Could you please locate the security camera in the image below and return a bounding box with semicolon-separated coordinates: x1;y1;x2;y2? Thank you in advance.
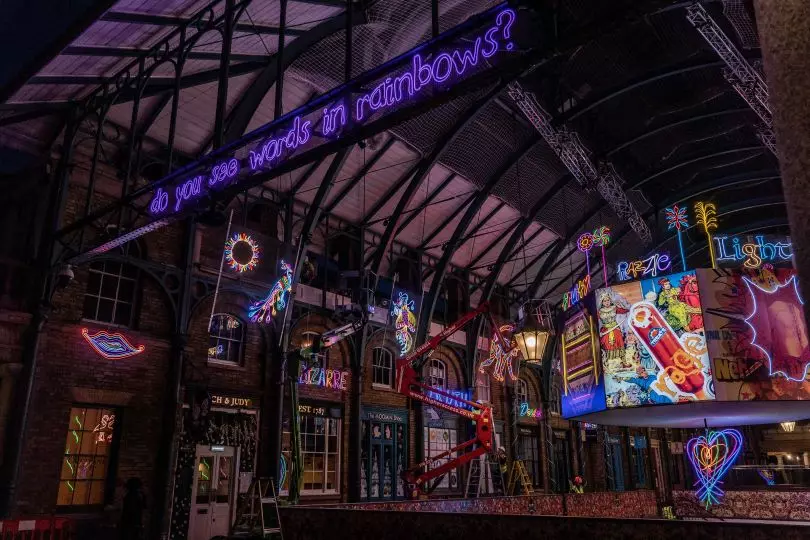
55;264;74;289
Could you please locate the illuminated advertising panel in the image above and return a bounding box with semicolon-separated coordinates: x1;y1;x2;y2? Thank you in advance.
597;270;715;408
560;297;607;418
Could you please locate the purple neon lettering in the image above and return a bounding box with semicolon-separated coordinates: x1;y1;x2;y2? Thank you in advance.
452;37;482;74
150;188;168;214
433;53;453;82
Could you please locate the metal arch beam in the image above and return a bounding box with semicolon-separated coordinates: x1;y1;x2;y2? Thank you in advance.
605;108;753;157
222;6;367;144
553;56;758;125
362;161;425;226
416;137;539;344
395;172;455;236
99;11;306;36
365;80;511;274
451;202;507;249
463;219;522;272
417;193;476;251
626;145;769;191
658;170;781;207
502;237;557;288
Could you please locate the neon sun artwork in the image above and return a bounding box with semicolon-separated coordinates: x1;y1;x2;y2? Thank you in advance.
81;328;145;360
479;324;520;382
248;260;293;324
148;7;518;219
686;429;743;508
742;275;810;382
224;232;261;272
391;292;417;356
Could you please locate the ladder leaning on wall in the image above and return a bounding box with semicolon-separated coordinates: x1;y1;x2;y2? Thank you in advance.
232;477;283;539
507;459;534;496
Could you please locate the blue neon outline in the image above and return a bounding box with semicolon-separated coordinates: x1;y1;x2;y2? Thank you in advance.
686;429;743;508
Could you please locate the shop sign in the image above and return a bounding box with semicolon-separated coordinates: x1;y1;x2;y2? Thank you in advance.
561;275;591;311
518;402;542;418
298;367;349;390
298;402;342;418
362;409;407;423
519;427;534;436
424;388;473;411
211;394;254;408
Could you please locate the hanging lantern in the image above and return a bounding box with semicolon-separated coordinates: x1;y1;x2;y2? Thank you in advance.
513;300;554;364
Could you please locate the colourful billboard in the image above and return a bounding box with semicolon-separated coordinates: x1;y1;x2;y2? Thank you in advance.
697;267;810;400
561;301;607;418
597;270;715;408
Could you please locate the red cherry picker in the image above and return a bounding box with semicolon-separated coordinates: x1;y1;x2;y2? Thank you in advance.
395;302;517;498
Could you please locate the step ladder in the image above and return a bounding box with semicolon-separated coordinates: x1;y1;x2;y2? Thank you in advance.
507;459;534;496
232;477;283;539
465;454;505;498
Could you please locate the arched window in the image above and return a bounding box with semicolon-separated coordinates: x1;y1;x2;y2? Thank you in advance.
208;314;244;364
82;242;142;327
371;347;394;388
475;371;491;403
300;331;328;370
516;379;529;405
549;374;562;415
426;358;446;389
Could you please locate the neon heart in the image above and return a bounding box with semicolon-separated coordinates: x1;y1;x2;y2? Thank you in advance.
686;429;743;508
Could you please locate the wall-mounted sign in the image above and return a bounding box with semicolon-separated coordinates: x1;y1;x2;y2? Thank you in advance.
298;402;342;418
424;388;473;411
361;408;408;424
616;252;672;282
82;328;145;360
298;367;349;390
714;235;793;269
561;275;591;311
518;402;542;418
210;394;254;409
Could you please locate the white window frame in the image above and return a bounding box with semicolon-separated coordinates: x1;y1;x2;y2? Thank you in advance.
371;347;394;388
426;358;446;389
300;415;341;495
516;379;529;405
207;313;245;365
82;243;141;327
475;372;491;403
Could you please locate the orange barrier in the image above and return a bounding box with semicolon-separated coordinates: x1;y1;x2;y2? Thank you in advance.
0;517;75;540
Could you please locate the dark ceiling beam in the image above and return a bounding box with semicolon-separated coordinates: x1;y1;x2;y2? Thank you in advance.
502;237;557;288
417;193;476;250
321;137;397;218
62;45;273;63
222;7;366;143
626;145;769;190
136;91;173;136
361;161;423;225
395;172;456;236
464;219;522;272
289;158;326;195
605;107;753;157
454;202;507;248
554;55;759;125
100;10;305;36
658;169;781;208
417;137;539;345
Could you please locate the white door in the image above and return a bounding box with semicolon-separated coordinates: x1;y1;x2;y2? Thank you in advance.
189;445;236;540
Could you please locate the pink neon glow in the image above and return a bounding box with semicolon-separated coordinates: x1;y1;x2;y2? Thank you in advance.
686;429;742;508
82;328;145;360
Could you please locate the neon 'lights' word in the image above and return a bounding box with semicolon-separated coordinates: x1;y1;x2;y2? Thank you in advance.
479;324;519;382
224;232;261;273
248;260;293;324
562;275;591;311
82;328;145;360
519;402;542;418
391;291;417;356
147;7;518;220
617;252;672;282
686;429;743;509
425;389;473;411
298;367;349;390
742;275;810;382
715;235;793;269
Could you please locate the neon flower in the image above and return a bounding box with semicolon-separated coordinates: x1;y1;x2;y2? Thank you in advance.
665;205;689;271
391;292;417;356
224;232;260;273
82;328;145;360
479;324;520;382
742;275;810;382
248;260;294;324
686;429;743;508
592;225;611;286
577;232;595;275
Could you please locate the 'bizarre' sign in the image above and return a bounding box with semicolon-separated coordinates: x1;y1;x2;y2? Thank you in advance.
714;235;793;269
617;252;672;282
298;367;349;390
145;7;519;223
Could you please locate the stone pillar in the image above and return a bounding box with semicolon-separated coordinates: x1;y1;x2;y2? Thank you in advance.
753;1;810;324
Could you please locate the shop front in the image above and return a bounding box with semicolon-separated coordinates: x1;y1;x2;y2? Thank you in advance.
360;407;408;500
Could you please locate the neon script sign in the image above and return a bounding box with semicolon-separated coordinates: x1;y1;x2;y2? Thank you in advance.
298;367;349;390
82;328;145;360
519;402;542;418
425;389;474;411
687;429;743;508
562;275;590;311
147;7;518;221
715;235;793;269
617;252;672;282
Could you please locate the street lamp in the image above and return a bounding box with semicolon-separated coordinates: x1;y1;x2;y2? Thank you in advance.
513;300;555;364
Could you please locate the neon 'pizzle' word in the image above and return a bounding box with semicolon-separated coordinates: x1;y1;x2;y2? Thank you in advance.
617;252;672;281
82;328;146;360
686;429;743;509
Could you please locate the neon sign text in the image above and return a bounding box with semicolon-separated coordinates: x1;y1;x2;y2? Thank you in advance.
715;235;793;269
298;367;349;390
519;402;542;418
562;275;590;311
147;7;518;221
617;252;672;282
425;389;474;410
82;328;145;360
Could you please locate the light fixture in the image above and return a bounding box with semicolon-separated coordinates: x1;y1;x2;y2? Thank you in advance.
781;421;796;433
513;300;554;364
